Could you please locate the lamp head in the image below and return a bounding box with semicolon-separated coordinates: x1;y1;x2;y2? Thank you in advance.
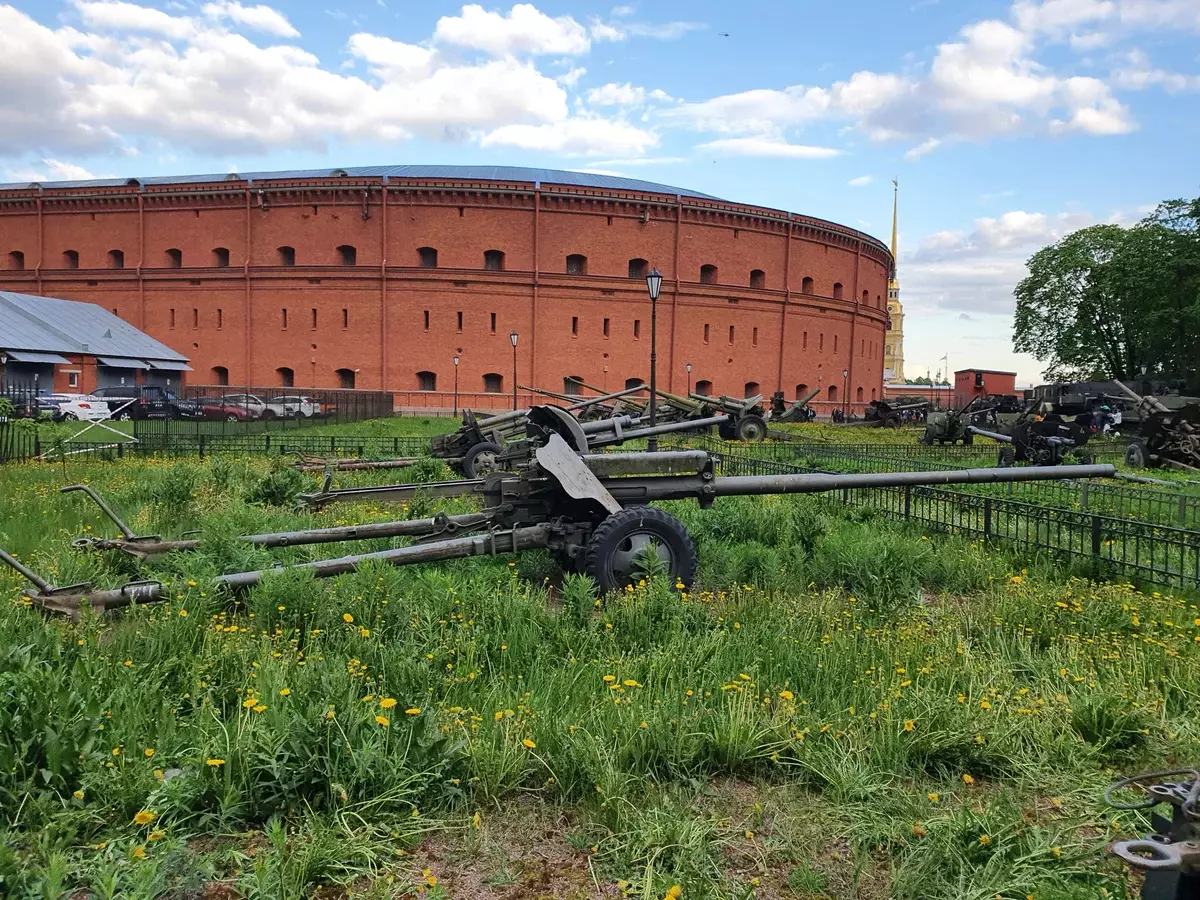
453;356;460;366
646;267;663;301
685;362;692;373
509;330;518;348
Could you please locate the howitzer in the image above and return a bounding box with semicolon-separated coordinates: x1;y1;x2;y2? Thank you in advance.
1107;769;1200;899
5;437;1116;619
968;419;1091;466
770;388;820;423
862;398;929;429
1114;381;1200;472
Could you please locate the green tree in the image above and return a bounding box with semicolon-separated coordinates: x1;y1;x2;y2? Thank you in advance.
1013;198;1200;383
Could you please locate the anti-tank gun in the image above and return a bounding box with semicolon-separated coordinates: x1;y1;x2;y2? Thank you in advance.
10;415;1117;618
861;398;929;429
770;387;819;423
921;397;996;446
968;416;1092;466
1114;381;1200;471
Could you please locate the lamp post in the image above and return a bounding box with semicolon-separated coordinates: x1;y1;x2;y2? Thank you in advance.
645;267;663;451
842;367;848;419
685;362;692;396
452;355;460;416
509;331;518;411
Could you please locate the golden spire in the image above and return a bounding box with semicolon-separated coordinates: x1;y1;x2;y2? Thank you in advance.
890;178;899;265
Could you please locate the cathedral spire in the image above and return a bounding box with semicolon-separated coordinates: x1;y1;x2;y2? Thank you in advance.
890;178;898;272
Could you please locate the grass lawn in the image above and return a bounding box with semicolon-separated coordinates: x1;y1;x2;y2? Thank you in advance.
1;455;1194;898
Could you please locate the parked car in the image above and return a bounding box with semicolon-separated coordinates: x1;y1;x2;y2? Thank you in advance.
268;395;317;418
218;393;267;419
90;385;202;420
52;395;110;422
197;397;257;422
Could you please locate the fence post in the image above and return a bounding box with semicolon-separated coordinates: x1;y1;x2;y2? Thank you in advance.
983;497;992;539
903;484;911;519
265;434;271;452
117;442;124;458
330;436;336;453
1181;495;1188;527
199;434;206;457
1090;515;1102;579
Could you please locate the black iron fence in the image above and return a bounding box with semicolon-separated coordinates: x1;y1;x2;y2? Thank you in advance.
716;451;1200;592
0;419;37;463
130;429;430;458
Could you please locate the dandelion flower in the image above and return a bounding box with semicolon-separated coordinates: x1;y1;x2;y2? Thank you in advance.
279;688;291;697
343;613;354;623
242;698;257;709
979;700;992;710
962;773;975;785
927;792;939;803
602;675;616;683
522;738;536;749
132;846;146;860
133;810;157;826
205;758;225;767
253;704;267;713
144;748;155;758
178;609;188;617
623;679;640;688
471;811;481;829
779;690;794;701
375;715;390;727
379;697;397;709
666;886;683;899
112;747;121;756
979;834;991;845
904;720;915;732
73;789;84;800
405;707;421;716
148;830;166;842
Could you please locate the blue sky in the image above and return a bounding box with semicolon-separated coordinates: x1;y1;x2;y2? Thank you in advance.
2;0;1198;383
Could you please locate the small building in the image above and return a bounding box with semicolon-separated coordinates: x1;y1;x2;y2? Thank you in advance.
882;382;953;408
0;291;190;394
954;368;1017;409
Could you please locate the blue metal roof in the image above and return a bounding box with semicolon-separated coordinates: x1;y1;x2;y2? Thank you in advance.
0;164;724;200
0;292;189;363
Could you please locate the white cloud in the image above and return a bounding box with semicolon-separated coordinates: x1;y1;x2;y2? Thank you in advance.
1013;0;1200;41
76;0;193;38
4;158;98;183
589;16;704;42
556;66;586;87
589;19;624;41
201;1;298;37
586;82;672;106
1111;49;1200;91
611;4;635;16
434;3;590;56
481;117;658;155
696;135;841;159
848;175;873;186
904;137;941;159
589;156;688;166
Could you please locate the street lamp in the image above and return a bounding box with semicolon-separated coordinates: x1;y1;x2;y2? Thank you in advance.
685;362;692;396
509;331;519;411
645;267;663;450
452;355;460;416
842;368;849;419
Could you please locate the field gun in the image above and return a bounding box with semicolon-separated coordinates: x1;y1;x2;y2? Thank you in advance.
1114;381;1200;472
862;398;929;429
7;421;1115;617
1107;768;1200;899
770;388;820;423
921;397;997;446
968;417;1092;466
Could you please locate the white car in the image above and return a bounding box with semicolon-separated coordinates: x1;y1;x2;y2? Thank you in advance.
53;394;110;422
269;395;317;418
218;393;267;418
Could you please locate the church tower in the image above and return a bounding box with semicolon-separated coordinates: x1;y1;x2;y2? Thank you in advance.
884;179;905;382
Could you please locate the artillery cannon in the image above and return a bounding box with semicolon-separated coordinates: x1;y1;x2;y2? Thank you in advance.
862;398;929;429
1114;381;1200;472
6;422;1114;617
968;417;1092;466
1106;768;1200;899
921;397;997;446
770;388;819;423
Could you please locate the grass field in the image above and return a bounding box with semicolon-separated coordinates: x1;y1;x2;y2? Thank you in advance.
2;452;1196;899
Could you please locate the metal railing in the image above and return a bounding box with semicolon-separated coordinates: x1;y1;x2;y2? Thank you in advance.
716;452;1200;592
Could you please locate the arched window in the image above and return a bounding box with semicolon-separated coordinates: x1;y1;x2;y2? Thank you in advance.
700;264;718;284
63;249;79;269
337;245;357;266
827;385;838;402
628;257;649;279
7;250;24;270
749;269;765;289
107;249;124;269
212;247;230;267
876;294;882;307
278;246;296;266
484;249;505;271
795;383;809;400
744;381;761;398
482;372;503;393
564;376;583;395
416;370;437;391
856;386;864;402
418;247;438;268
277;367;294;387
165;248;182;268
871;388;877;400
211;366;229;386
862;289;869;303
336;368;356;389
801;276;814;294
832;282;844;300
625;377;644;390
694;379;712;397
566;254;587;275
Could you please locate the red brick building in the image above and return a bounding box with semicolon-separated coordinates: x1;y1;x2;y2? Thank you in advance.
0;165;890;412
954;369;1018;409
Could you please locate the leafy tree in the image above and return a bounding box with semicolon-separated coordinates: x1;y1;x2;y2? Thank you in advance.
1013;198;1200;384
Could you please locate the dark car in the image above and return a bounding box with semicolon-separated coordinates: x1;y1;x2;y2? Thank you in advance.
90;385;203;420
196;397;256;422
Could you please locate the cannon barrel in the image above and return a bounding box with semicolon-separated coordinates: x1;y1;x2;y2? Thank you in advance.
1113;379;1172;414
587;414;731;447
968;426;1013;443
799;386;821;405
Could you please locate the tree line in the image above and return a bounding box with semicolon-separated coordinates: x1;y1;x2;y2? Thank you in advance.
1013;196;1200;385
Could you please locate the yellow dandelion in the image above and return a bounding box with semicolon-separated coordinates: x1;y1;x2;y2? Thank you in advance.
979;700;992;710
147;830;166;842
253;704;267;713
405;707;421;716
666;886;683;899
343;613;354;623
375;715;390;727
623;679;640;687
1051;846;1062;857
178;609;187;617
979;834;991;845
205;758;225;767
927;792;939;803
144;748;155;758
242;698;257;709
962;773;975;785
903;720;915;732
522;738;536;749
279;688;291;697
779;690;794;701
131;846;145;860
133;810;156;826
471;811;481;829
73;789;84;800
379;697;397;709
602;674;616;683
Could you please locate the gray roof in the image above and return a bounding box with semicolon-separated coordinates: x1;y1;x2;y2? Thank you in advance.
0;292;189;363
0;164;723;201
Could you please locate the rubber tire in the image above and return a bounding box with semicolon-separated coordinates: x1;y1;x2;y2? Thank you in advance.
462;440;503;478
582;506;697;592
115;410;132;421
735;414;767;442
1124;440;1146;469
226;414;239;423
63;412;78;421
885;415;901;429
717;420;737;441
997;445;1016;468
262;409;276;420
920;426;935;446
963;430;974;446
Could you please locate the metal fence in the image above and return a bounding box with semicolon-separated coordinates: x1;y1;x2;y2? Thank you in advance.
716;451;1200;592
129;429;431;458
0;419;37;463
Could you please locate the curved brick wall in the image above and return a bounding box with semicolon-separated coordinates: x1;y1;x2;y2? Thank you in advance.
0;171;890;410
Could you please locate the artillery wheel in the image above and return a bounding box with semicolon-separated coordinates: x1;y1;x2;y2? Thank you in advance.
735;414;767;442
1124;440;1147;469
718;420;737;440
963;430;974;446
462;441;503;478
920;426;935;446
884;415;902;429
997;445;1016;467
582;507;697;592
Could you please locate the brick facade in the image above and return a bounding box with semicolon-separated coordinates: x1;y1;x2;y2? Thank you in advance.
0;174;890;409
